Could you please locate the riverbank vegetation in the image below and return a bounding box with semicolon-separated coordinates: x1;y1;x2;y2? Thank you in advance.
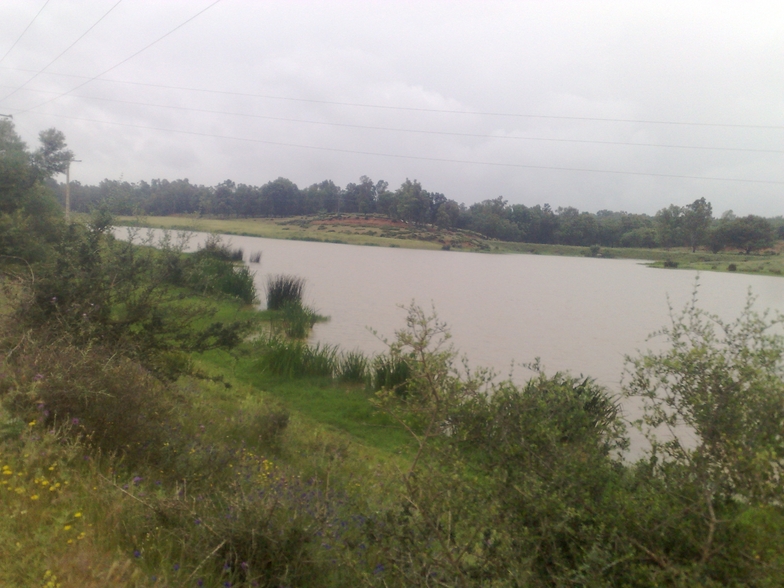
57;172;784;276
4;122;784;586
115;213;784;277
56;173;783;263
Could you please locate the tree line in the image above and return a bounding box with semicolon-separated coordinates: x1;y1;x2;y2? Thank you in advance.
56;173;782;253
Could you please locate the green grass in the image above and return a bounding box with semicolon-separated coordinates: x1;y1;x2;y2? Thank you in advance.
198;346;410;454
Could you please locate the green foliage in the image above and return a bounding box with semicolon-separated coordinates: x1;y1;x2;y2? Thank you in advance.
256;335;338;378
337;350;369;383
625;288;784;504
265;274;305;310
370;353;411;394
277;301;319;338
1;342;177;469
31;128;73;179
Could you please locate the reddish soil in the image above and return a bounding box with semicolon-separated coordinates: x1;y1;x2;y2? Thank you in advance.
313;216;409;228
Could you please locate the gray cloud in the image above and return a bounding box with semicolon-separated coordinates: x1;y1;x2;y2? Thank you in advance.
1;0;782;215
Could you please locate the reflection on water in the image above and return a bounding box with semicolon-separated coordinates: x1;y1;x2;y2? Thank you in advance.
118;227;784;446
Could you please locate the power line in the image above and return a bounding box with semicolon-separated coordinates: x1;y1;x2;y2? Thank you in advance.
4;85;782;155
4;65;784;131
15;0;222;115
0;0;124;105
0;0;53;64
26;111;784;186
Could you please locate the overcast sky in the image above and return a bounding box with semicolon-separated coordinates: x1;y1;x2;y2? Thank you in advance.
1;0;782;216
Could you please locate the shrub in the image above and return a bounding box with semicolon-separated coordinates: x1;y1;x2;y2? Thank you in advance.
186;256;257;304
266;275;305;310
195;233;243;262
1;343;177;468
728;263;738;271
253;407;290;449
249;251;262;264
663;259;679;268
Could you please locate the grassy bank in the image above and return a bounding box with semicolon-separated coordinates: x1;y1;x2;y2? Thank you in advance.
116;214;784;277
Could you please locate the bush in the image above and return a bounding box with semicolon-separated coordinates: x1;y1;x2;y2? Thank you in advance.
728;263;738;271
266;275;305;310
186;256;257;303
1;343;177;468
195;233;243;262
663;259;679;268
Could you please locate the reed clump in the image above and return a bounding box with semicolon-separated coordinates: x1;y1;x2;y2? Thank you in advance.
266;275;306;310
257;336;339;378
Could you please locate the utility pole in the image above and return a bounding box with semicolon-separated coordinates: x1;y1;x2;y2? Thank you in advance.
65;158;81;223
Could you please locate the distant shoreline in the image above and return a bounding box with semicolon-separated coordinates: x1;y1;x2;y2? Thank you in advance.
114;214;784;278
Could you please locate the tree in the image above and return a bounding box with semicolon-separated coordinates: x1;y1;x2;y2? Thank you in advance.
32;128;73;179
395;179;432;225
727;215;775;254
682;197;713;252
654;204;683;249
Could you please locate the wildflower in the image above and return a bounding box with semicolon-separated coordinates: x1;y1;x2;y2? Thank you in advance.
28;420;36;427
133;550;141;558
74;512;82;518
173;563;180;571
33;374;44;381
63;525;72;531
30;494;39;500
132;476;143;485
71;418;79;425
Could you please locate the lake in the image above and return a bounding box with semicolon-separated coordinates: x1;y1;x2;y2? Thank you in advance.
118;226;784;427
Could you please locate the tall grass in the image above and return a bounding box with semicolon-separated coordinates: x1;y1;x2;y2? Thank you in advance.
249;251;262;263
371;354;411;395
266;274;305;310
280;301;320;339
338;350;369;383
257;336;339;378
